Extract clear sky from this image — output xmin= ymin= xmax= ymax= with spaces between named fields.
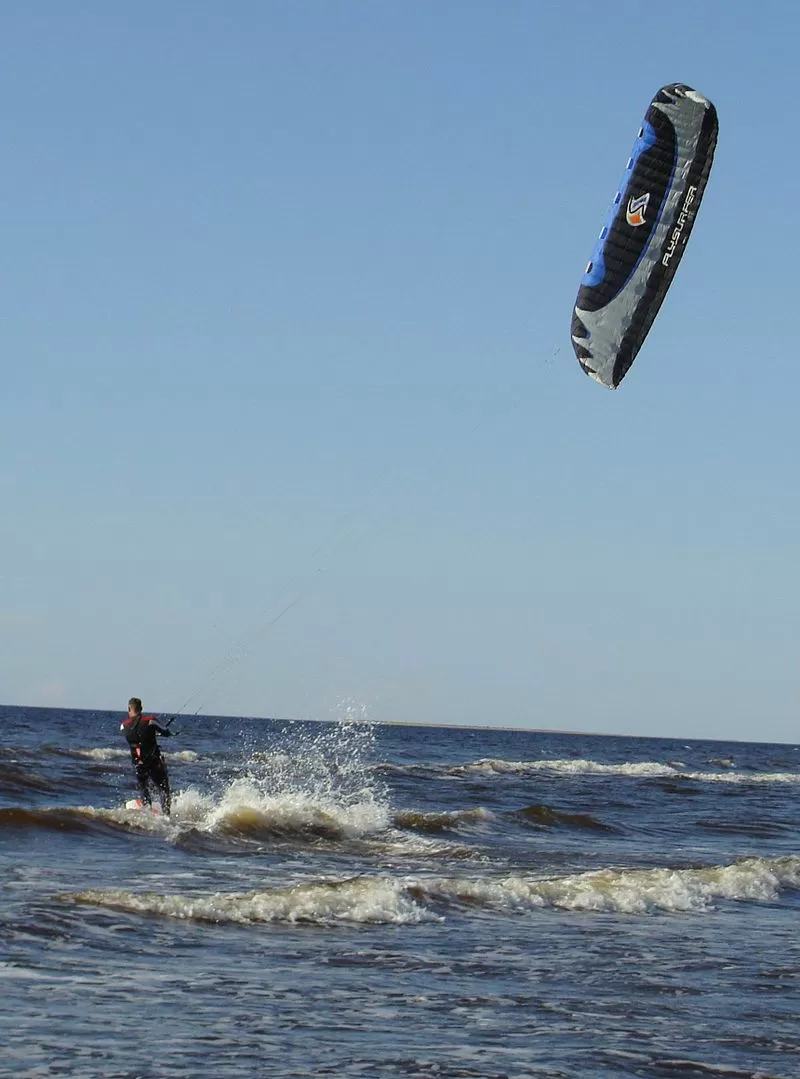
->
xmin=3 ymin=1 xmax=798 ymax=742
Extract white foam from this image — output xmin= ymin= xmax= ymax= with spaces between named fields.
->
xmin=457 ymin=757 xmax=678 ymax=777
xmin=415 ymin=855 xmax=800 ymax=915
xmin=678 ymin=769 xmax=800 ymax=784
xmin=451 ymin=757 xmax=800 ymax=784
xmin=167 ymin=712 xmax=391 ymax=841
xmin=74 ymin=747 xmax=129 ymax=761
xmin=75 ymin=747 xmax=199 ymax=763
xmin=172 ymin=778 xmax=389 ymax=840
xmin=394 ymin=807 xmax=494 ymax=830
xmin=71 ymin=875 xmax=438 ymax=926
xmin=67 ymin=856 xmax=800 ymax=927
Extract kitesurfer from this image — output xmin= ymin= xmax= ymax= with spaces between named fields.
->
xmin=120 ymin=697 xmax=173 ymax=815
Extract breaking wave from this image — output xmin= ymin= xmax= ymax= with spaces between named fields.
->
xmin=65 ymin=855 xmax=800 ymax=927
xmin=443 ymin=757 xmax=800 ymax=785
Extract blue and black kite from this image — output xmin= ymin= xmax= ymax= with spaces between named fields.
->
xmin=571 ymin=84 xmax=719 ymax=388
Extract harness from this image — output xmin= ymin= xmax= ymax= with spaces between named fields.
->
xmin=120 ymin=714 xmax=161 ymax=763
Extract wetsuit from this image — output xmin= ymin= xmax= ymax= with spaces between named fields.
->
xmin=120 ymin=713 xmax=172 ymax=814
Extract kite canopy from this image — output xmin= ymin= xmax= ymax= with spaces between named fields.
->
xmin=571 ymin=84 xmax=718 ymax=389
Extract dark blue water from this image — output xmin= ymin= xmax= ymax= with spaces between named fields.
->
xmin=2 ymin=704 xmax=800 ymax=1078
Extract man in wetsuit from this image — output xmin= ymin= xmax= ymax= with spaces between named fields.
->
xmin=120 ymin=697 xmax=173 ymax=815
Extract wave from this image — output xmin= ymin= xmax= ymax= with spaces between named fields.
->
xmin=0 ymin=793 xmax=482 ymax=865
xmin=0 ymin=793 xmax=367 ymax=844
xmin=67 ymin=875 xmax=436 ymax=926
xmin=515 ymin=804 xmax=618 ymax=832
xmin=441 ymin=757 xmax=800 ymax=785
xmin=0 ymin=763 xmax=59 ymax=795
xmin=26 ymin=782 xmax=389 ymax=844
xmin=393 ymin=807 xmax=494 ymax=834
xmin=1 ymin=786 xmax=446 ymax=853
xmin=154 ymin=719 xmax=395 ymax=844
xmin=411 ymin=856 xmax=800 ymax=915
xmin=173 ymin=780 xmax=388 ymax=842
xmin=61 ymin=747 xmax=199 ymax=763
xmin=675 ymin=770 xmax=800 ymax=784
xmin=0 ymin=806 xmax=127 ymax=836
xmin=173 ymin=789 xmax=473 ymax=861
xmin=63 ymin=855 xmax=800 ymax=927
xmin=170 ymin=788 xmax=472 ymax=860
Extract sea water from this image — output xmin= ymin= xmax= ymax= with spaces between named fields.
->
xmin=2 ymin=704 xmax=799 ymax=1078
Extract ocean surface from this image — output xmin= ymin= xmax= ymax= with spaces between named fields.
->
xmin=2 ymin=705 xmax=800 ymax=1079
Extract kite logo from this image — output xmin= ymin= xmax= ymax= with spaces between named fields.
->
xmin=626 ymin=192 xmax=650 ymax=227
xmin=662 ymin=185 xmax=698 ymax=267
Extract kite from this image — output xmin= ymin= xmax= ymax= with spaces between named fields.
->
xmin=571 ymin=84 xmax=718 ymax=389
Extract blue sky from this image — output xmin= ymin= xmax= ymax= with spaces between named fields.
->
xmin=3 ymin=1 xmax=798 ymax=742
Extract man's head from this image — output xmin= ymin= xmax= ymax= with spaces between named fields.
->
xmin=128 ymin=697 xmax=143 ymax=716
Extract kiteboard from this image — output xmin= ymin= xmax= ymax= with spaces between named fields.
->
xmin=125 ymin=798 xmax=162 ymax=815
